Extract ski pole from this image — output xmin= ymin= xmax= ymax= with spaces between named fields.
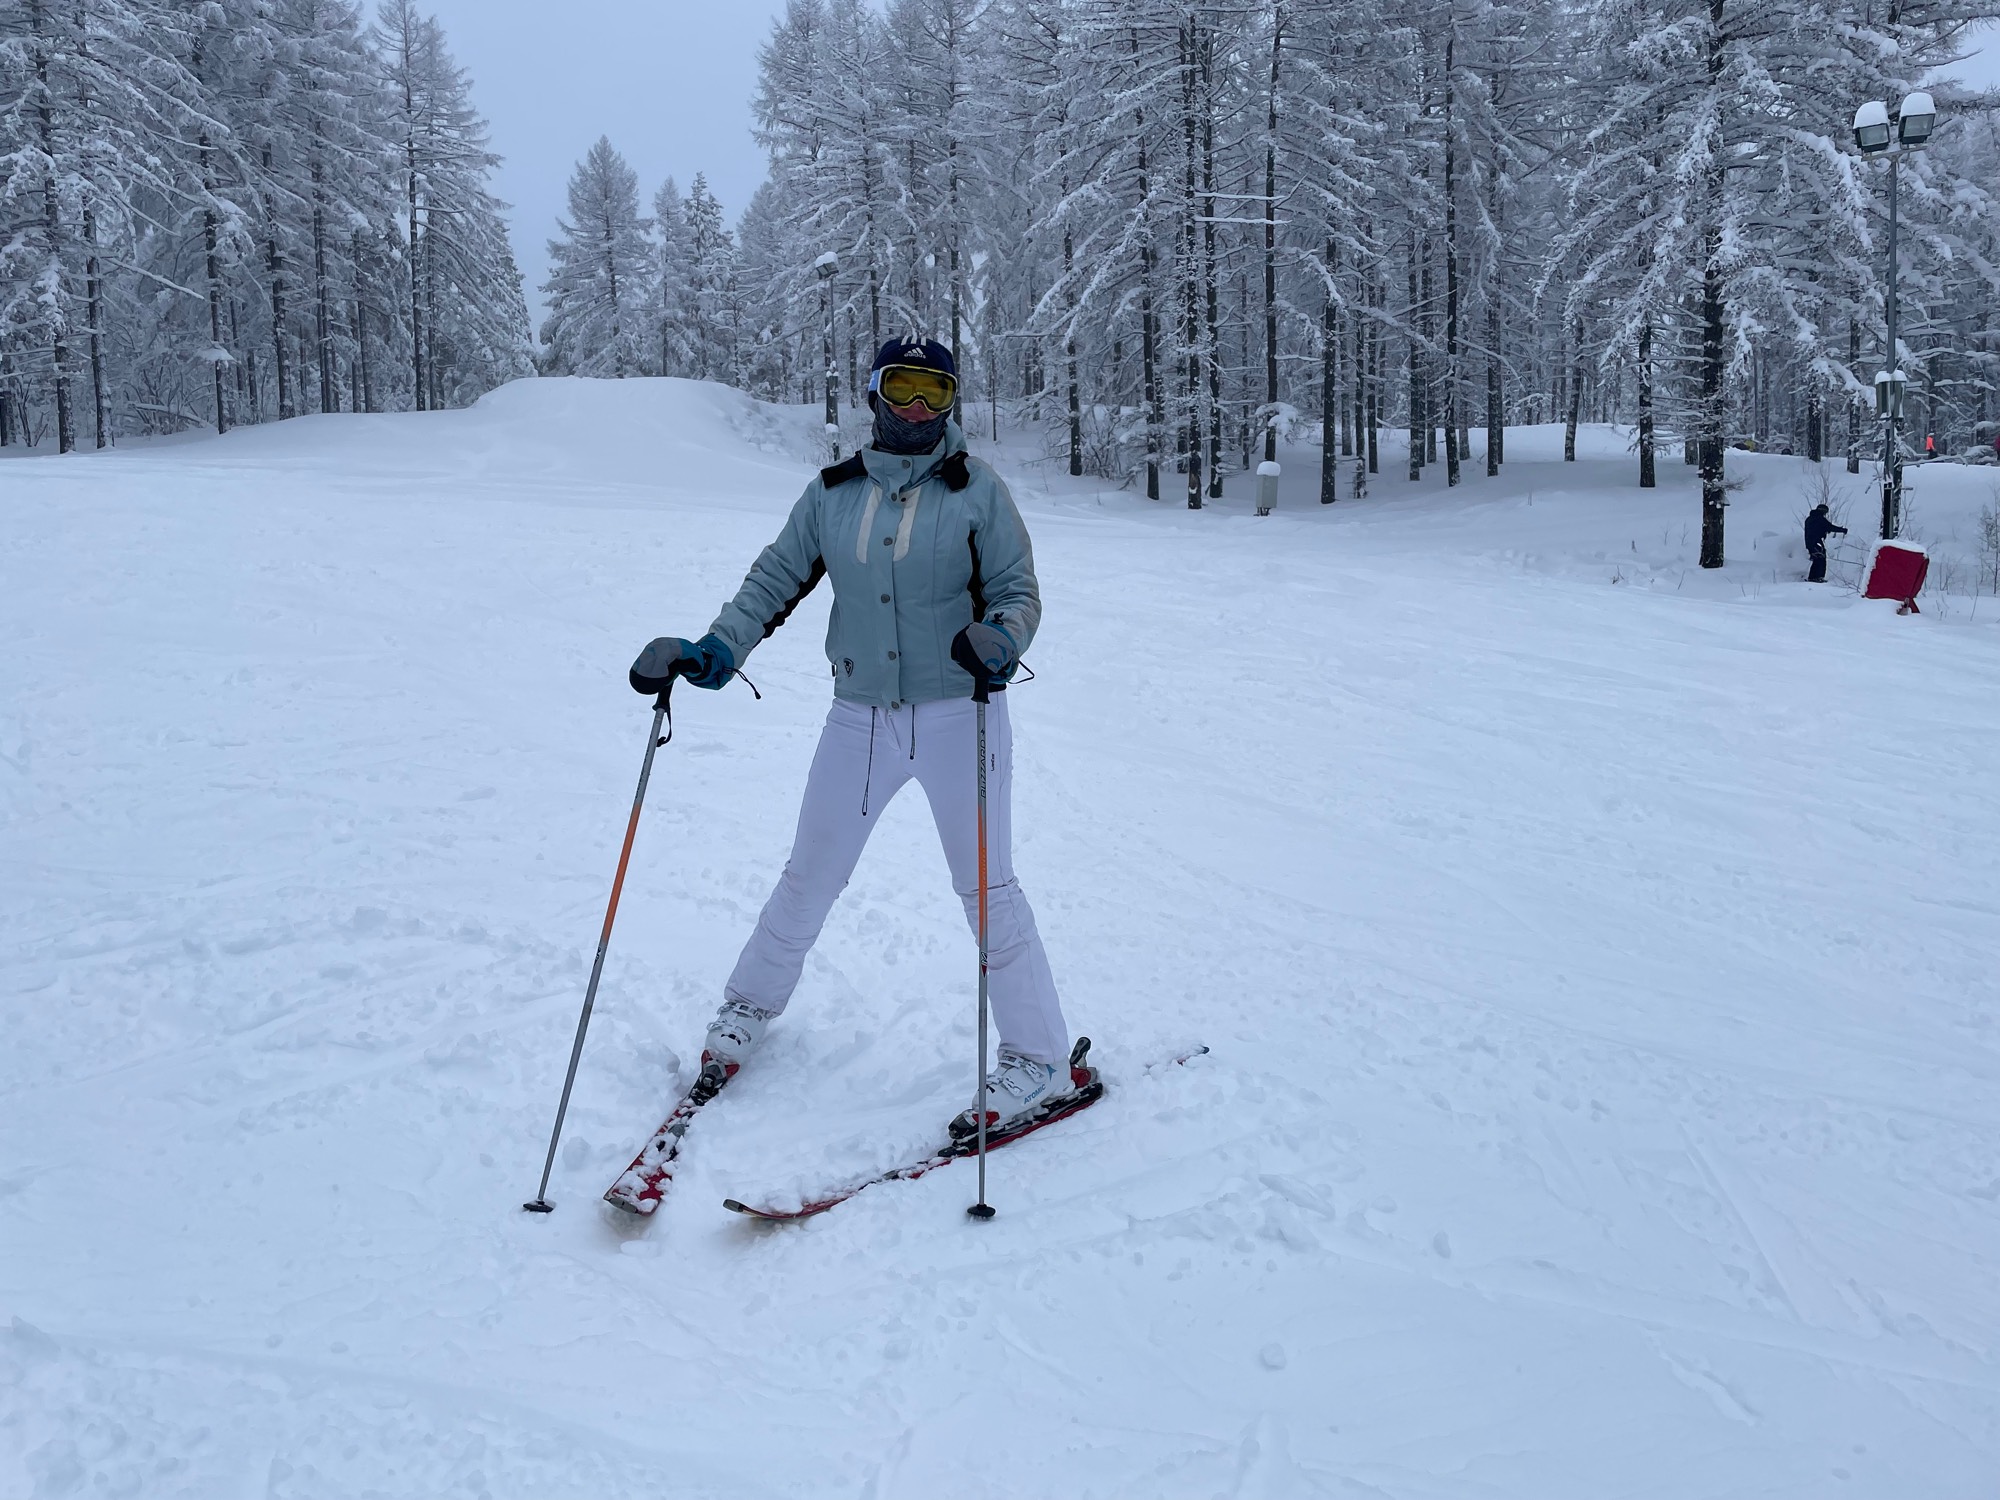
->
xmin=967 ymin=673 xmax=996 ymax=1222
xmin=525 ymin=685 xmax=675 ymax=1213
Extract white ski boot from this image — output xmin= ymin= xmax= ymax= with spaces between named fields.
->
xmin=702 ymin=997 xmax=776 ymax=1079
xmin=949 ymin=1045 xmax=1069 ymax=1141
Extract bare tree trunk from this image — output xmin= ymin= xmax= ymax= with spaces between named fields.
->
xmin=1487 ymin=144 xmax=1504 ymax=474
xmin=262 ymin=178 xmax=290 ymax=419
xmin=314 ymin=131 xmax=335 ymax=411
xmin=1126 ymin=30 xmax=1160 ymax=499
xmin=406 ymin=125 xmax=425 ymax=411
xmin=1351 ymin=255 xmax=1365 ymax=465
xmin=424 ymin=229 xmax=440 ymax=408
xmin=1238 ymin=269 xmax=1253 ymax=467
xmin=1408 ymin=244 xmax=1422 ymax=481
xmin=861 ymin=143 xmax=883 ymax=351
xmin=1697 ymin=3 xmax=1727 ymax=566
xmin=1066 ymin=227 xmax=1081 ymax=476
xmin=201 ymin=162 xmax=229 ymax=429
xmin=1684 ymin=307 xmax=1699 ymax=466
xmin=1443 ymin=28 xmax=1460 ymax=488
xmin=84 ymin=198 xmax=109 ymax=447
xmin=1486 ymin=290 xmax=1502 ymax=474
xmin=1321 ymin=238 xmax=1339 ymax=504
xmin=1846 ymin=314 xmax=1862 ymax=473
xmin=1337 ymin=273 xmax=1352 ymax=461
xmin=32 ymin=0 xmax=75 ymax=452
xmin=1367 ymin=272 xmax=1380 ymax=477
xmin=1181 ymin=17 xmax=1202 ymax=508
xmin=1637 ymin=319 xmax=1656 ymax=487
xmin=350 ymin=233 xmax=366 ymax=411
xmin=1698 ymin=218 xmax=1727 ymax=566
xmin=604 ymin=205 xmax=626 ymax=378
xmin=1564 ymin=315 xmax=1582 ymax=462
xmin=1202 ymin=25 xmax=1222 ymax=499
xmin=1422 ymin=243 xmax=1437 ymax=466
xmin=1264 ymin=6 xmax=1283 ymax=466
xmin=948 ymin=151 xmax=962 ymax=401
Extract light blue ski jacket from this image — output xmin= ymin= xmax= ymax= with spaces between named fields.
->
xmin=706 ymin=423 xmax=1040 ymax=710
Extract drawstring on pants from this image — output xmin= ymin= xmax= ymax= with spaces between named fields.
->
xmin=861 ymin=707 xmax=877 ymax=817
xmin=859 ymin=702 xmax=921 ymax=814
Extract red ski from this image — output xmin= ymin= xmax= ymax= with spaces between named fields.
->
xmin=722 ymin=1040 xmax=1203 ymax=1222
xmin=603 ymin=1060 xmax=734 ymax=1216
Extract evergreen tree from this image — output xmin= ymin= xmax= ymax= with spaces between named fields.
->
xmin=683 ymin=172 xmax=738 ymax=382
xmin=0 ymin=0 xmax=529 ymax=448
xmin=650 ymin=176 xmax=696 ymax=376
xmin=540 ymin=135 xmax=653 ymax=378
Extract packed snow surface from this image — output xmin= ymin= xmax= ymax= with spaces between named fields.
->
xmin=5 ymin=379 xmax=1999 ymax=1498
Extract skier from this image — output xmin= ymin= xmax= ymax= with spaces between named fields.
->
xmin=1804 ymin=502 xmax=1848 ymax=583
xmin=628 ymin=339 xmax=1072 ymax=1139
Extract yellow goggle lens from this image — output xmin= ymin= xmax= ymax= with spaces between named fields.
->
xmin=876 ymin=366 xmax=957 ymax=411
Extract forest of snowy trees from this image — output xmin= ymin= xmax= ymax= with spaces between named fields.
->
xmin=546 ymin=0 xmax=1999 ymax=564
xmin=0 ymin=0 xmax=533 ymax=453
xmin=538 ymin=142 xmax=747 ymax=386
xmin=15 ymin=1 xmax=1998 ymax=568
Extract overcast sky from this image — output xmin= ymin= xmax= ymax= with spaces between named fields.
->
xmin=421 ymin=0 xmax=789 ymax=334
xmin=420 ymin=5 xmax=2000 ymax=336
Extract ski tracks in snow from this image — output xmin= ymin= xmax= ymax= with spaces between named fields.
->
xmin=5 ymin=390 xmax=2000 ymax=1496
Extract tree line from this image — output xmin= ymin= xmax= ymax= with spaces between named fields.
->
xmin=0 ymin=0 xmax=533 ymax=453
xmin=549 ymin=0 xmax=1999 ymax=567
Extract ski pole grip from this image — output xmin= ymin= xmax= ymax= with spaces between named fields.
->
xmin=628 ymin=660 xmax=691 ymax=696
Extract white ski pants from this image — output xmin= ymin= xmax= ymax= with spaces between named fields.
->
xmin=723 ymin=695 xmax=1068 ymax=1065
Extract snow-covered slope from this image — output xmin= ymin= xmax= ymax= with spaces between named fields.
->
xmin=4 ymin=378 xmax=1997 ymax=1499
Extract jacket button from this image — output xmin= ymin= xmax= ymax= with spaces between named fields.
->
xmin=880 ymin=593 xmax=890 ymax=603
xmin=887 ymin=651 xmax=897 ymax=660
xmin=882 ymin=536 xmax=893 ymax=547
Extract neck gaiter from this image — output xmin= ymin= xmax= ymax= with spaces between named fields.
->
xmin=872 ymin=403 xmax=949 ymax=456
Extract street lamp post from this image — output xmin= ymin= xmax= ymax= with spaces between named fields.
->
xmin=1852 ymin=91 xmax=1935 ymax=540
xmin=814 ymin=251 xmax=840 ymax=463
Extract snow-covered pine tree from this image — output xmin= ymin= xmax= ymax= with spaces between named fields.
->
xmin=732 ymin=177 xmax=801 ymax=399
xmin=650 ymin=176 xmax=696 ymax=377
xmin=277 ymin=0 xmax=384 ymax=415
xmin=0 ymin=0 xmax=206 ymax=449
xmin=0 ymin=0 xmax=526 ymax=447
xmin=683 ymin=173 xmax=738 ymax=382
xmin=754 ymin=0 xmax=897 ymax=396
xmin=374 ymin=1 xmax=529 ymax=409
xmin=540 ymin=136 xmax=653 ymax=379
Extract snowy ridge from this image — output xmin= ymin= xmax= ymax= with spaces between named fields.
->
xmin=4 ymin=378 xmax=1999 ymax=1498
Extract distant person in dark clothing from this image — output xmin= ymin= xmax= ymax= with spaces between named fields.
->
xmin=1805 ymin=503 xmax=1848 ymax=583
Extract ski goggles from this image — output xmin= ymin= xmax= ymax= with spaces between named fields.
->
xmin=870 ymin=364 xmax=958 ymax=412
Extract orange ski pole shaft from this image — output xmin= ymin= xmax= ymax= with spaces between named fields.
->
xmin=526 ymin=688 xmax=673 ymax=1213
